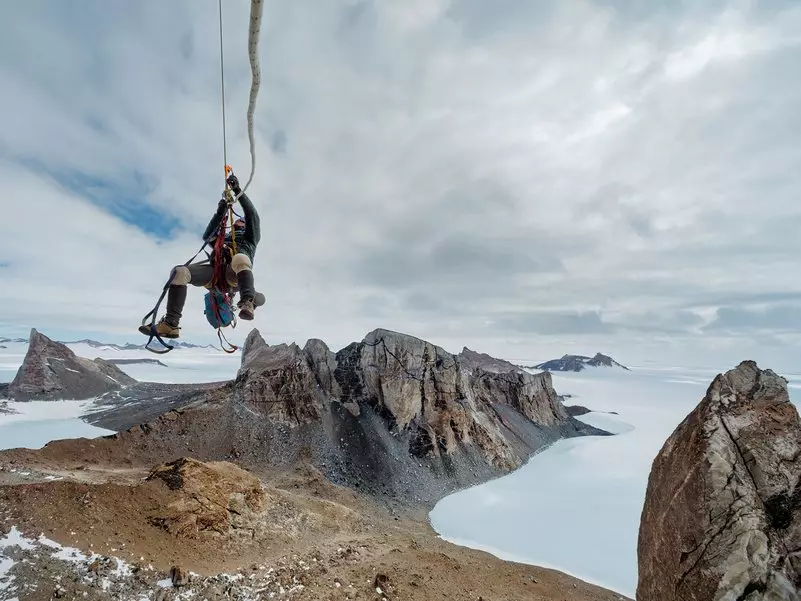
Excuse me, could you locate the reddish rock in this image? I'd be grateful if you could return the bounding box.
[637,360,801,601]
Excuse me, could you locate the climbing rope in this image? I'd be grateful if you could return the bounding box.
[218,0,263,199]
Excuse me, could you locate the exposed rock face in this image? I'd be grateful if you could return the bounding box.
[471,367,568,426]
[222,328,601,506]
[565,405,592,417]
[147,457,268,538]
[532,353,629,372]
[235,341,326,425]
[637,360,801,601]
[7,329,136,401]
[303,338,342,398]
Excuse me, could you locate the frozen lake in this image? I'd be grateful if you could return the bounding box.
[0,400,115,451]
[430,364,801,598]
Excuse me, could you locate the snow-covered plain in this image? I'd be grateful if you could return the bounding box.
[0,340,241,385]
[0,339,241,451]
[430,363,800,598]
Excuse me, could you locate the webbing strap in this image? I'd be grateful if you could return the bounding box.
[140,241,209,354]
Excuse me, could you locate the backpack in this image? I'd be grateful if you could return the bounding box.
[204,289,236,328]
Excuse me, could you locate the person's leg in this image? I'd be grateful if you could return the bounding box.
[140,263,213,338]
[230,253,257,320]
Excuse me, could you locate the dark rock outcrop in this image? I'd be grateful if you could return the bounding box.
[7,328,136,401]
[565,405,592,417]
[105,358,168,367]
[531,353,629,372]
[637,360,801,600]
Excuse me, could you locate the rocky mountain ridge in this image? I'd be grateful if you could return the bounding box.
[243,328,583,458]
[5,326,605,510]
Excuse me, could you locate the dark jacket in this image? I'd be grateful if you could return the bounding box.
[202,191,261,262]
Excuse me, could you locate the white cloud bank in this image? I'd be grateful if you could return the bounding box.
[1,1,800,370]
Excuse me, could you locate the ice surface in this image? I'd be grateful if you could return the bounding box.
[430,365,801,598]
[0,401,115,451]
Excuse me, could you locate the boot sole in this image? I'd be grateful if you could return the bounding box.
[138,325,180,339]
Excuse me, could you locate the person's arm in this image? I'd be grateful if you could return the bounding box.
[238,192,261,246]
[202,199,228,240]
[227,174,260,246]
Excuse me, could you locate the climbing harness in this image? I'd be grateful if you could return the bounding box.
[205,178,241,354]
[140,0,263,354]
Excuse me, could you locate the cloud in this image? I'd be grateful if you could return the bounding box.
[703,304,801,333]
[491,310,615,336]
[0,0,800,369]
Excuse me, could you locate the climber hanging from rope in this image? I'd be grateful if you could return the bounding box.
[138,0,264,353]
[138,171,264,342]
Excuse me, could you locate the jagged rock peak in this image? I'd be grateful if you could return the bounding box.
[459,346,523,374]
[303,338,341,398]
[7,328,136,401]
[241,328,269,368]
[637,360,801,601]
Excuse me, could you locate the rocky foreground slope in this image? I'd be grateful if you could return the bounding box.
[637,360,801,600]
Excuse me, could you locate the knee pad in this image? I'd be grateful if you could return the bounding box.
[231,253,252,274]
[170,265,191,286]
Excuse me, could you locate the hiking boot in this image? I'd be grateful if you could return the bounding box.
[236,269,257,320]
[238,297,255,320]
[138,317,180,338]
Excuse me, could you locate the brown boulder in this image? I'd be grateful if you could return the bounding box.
[147,457,269,538]
[637,360,801,600]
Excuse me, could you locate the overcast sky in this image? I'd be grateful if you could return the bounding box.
[1,0,800,371]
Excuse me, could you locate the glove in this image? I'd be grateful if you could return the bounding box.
[226,174,241,194]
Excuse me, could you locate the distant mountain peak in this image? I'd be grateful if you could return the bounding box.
[523,352,629,372]
[1,335,215,351]
[7,328,137,401]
